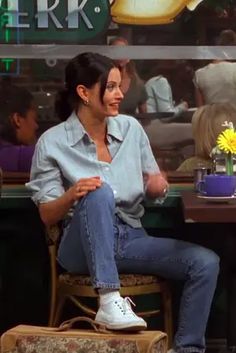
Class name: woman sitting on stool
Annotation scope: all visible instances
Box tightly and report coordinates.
[27,52,219,353]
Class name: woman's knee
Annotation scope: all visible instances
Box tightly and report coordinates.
[81,182,115,207]
[193,247,220,277]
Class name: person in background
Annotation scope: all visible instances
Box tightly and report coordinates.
[194,29,236,107]
[109,36,147,115]
[145,61,189,117]
[145,74,188,117]
[27,52,219,353]
[172,60,195,108]
[177,103,236,172]
[0,83,38,172]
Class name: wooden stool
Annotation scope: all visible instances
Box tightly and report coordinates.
[47,225,173,346]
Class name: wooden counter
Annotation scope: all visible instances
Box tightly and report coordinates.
[181,190,236,223]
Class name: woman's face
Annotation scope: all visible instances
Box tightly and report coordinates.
[88,67,124,117]
[15,106,39,145]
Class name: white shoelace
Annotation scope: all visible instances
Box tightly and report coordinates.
[121,297,136,314]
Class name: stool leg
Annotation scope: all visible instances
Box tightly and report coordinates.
[52,295,66,327]
[48,297,56,327]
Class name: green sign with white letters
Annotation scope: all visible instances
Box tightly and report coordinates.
[0,0,111,44]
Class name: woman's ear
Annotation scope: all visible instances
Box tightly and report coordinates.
[76,85,89,103]
[10,113,22,129]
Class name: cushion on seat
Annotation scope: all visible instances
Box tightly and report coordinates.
[59,273,163,287]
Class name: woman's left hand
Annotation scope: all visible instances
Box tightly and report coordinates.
[144,173,169,199]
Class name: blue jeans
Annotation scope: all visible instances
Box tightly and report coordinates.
[58,183,219,353]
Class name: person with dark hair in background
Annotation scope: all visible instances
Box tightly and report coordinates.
[194,29,236,107]
[27,52,219,353]
[0,83,38,172]
[109,36,147,115]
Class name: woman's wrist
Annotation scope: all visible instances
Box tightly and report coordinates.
[161,184,169,198]
[144,174,169,198]
[65,187,76,206]
[158,174,169,192]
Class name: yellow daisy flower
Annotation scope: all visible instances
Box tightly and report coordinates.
[217,128,236,154]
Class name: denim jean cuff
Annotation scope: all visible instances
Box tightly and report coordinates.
[93,281,120,290]
[174,348,205,353]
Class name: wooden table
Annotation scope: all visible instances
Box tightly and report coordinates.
[181,190,236,223]
[181,190,236,350]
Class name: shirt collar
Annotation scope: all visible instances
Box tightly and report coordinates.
[65,111,87,146]
[65,112,123,146]
[107,117,123,142]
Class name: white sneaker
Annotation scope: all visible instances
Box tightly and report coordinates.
[95,296,147,331]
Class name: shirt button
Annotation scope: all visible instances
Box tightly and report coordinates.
[105,167,109,171]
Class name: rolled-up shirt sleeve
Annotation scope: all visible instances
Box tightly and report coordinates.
[139,127,160,175]
[26,137,65,204]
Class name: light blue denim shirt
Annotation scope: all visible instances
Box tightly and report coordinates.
[145,75,187,117]
[26,112,160,228]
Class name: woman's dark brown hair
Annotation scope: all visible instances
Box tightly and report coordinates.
[0,83,33,144]
[55,52,116,121]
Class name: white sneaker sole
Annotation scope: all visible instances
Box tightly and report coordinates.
[95,320,147,331]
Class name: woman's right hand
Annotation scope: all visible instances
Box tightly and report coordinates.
[39,176,102,226]
[67,176,102,203]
